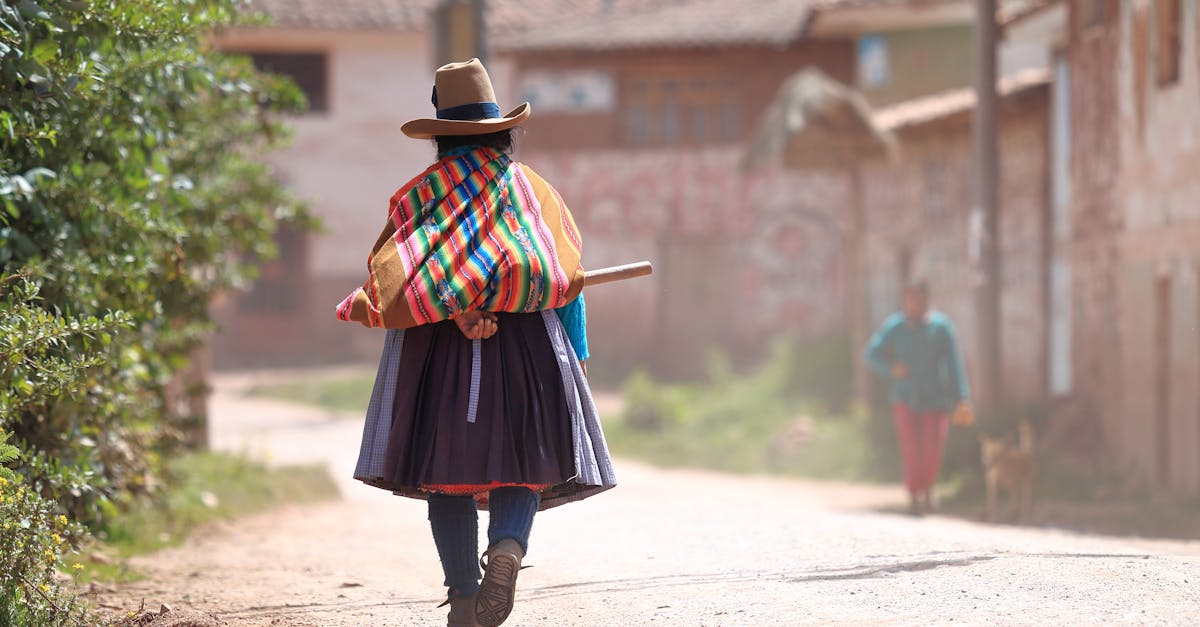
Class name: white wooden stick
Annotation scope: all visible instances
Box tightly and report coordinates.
[583,261,653,286]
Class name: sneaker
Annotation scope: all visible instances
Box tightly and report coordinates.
[475,539,524,626]
[908,494,925,517]
[441,589,480,627]
[923,490,939,514]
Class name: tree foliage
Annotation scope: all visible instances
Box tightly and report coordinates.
[0,0,309,620]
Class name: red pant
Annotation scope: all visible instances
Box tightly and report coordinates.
[893,403,949,495]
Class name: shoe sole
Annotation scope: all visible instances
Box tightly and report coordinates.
[474,554,519,626]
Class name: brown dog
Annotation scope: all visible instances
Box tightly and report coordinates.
[980,421,1036,523]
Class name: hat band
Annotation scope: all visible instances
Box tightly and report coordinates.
[437,102,502,121]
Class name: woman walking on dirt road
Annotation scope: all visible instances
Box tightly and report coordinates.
[335,59,616,627]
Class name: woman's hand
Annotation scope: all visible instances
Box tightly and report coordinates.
[951,401,975,426]
[454,311,498,340]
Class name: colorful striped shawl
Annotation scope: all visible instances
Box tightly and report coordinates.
[336,148,584,329]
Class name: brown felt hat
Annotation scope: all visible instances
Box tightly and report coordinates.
[401,58,531,139]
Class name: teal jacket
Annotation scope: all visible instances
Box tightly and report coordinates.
[865,311,969,413]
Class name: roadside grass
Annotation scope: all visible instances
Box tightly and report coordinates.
[246,374,374,415]
[604,408,877,481]
[606,344,882,482]
[72,451,339,583]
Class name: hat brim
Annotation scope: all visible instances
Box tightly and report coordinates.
[401,103,531,139]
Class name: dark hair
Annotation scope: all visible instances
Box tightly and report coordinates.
[903,277,930,297]
[434,129,515,157]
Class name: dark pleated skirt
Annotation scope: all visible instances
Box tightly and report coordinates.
[353,310,616,510]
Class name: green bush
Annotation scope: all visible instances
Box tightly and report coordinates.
[608,342,881,480]
[620,369,689,432]
[787,333,854,411]
[246,374,378,415]
[1,0,310,621]
[0,431,90,626]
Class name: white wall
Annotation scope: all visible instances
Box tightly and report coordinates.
[1000,5,1067,76]
[218,29,439,279]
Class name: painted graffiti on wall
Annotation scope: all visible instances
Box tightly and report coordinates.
[744,204,844,331]
[525,147,851,347]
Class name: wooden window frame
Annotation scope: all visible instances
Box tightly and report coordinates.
[238,223,309,315]
[1081,0,1107,29]
[622,73,742,147]
[247,52,331,114]
[1155,0,1182,86]
[1154,272,1171,487]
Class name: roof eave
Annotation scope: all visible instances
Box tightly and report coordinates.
[998,0,1064,29]
[873,68,1052,132]
[495,37,805,55]
[805,1,973,38]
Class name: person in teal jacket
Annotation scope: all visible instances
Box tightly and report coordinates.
[865,279,971,515]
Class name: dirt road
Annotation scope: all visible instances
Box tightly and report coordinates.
[99,374,1200,625]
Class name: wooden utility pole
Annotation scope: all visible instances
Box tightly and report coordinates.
[972,0,1002,414]
[848,163,870,403]
[433,0,487,67]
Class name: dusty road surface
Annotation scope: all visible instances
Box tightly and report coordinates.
[98,373,1200,625]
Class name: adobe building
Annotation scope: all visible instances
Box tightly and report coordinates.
[1049,0,1200,494]
[494,0,989,378]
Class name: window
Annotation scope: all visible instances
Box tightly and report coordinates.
[625,104,650,145]
[857,34,890,89]
[688,104,709,142]
[518,70,616,113]
[239,224,308,314]
[1156,0,1181,85]
[1082,0,1107,28]
[622,75,742,146]
[660,103,681,144]
[922,160,949,223]
[718,100,742,142]
[248,52,329,113]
